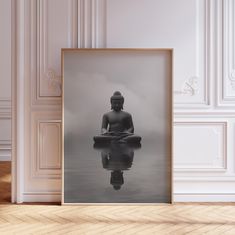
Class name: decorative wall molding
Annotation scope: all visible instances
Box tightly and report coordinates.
[175,176,235,182]
[78,0,107,48]
[38,121,61,170]
[0,117,11,161]
[217,0,235,106]
[174,111,235,118]
[78,0,94,48]
[224,0,235,94]
[0,140,11,145]
[31,0,78,104]
[11,0,235,202]
[174,194,235,202]
[0,141,11,161]
[96,0,107,48]
[174,77,199,96]
[0,98,11,106]
[30,0,107,105]
[0,112,11,119]
[14,0,25,203]
[174,122,227,171]
[0,99,11,118]
[229,70,235,89]
[175,0,211,107]
[44,69,61,96]
[176,0,227,109]
[31,112,61,179]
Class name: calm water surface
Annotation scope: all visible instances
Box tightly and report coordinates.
[64,135,171,203]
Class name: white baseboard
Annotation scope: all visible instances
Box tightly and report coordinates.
[174,194,235,202]
[0,156,11,161]
[0,149,11,161]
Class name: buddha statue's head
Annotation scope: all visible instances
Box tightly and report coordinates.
[110,91,124,111]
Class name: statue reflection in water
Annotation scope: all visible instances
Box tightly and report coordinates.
[94,91,141,190]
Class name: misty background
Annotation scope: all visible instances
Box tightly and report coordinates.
[64,50,171,141]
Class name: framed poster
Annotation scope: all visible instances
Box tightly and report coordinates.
[62,49,173,204]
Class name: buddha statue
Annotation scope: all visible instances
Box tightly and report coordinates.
[93,91,141,145]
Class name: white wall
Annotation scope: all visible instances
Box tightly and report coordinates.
[10,0,235,202]
[0,0,11,161]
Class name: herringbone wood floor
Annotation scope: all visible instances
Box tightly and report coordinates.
[1,162,235,234]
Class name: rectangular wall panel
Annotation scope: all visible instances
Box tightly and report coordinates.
[174,122,227,170]
[39,122,61,169]
[220,0,235,105]
[31,112,61,179]
[24,112,61,201]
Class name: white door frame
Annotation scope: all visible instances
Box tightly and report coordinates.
[11,0,25,203]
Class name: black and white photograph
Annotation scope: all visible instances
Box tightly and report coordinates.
[62,49,173,204]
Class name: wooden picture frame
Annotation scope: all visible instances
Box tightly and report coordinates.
[62,49,173,204]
